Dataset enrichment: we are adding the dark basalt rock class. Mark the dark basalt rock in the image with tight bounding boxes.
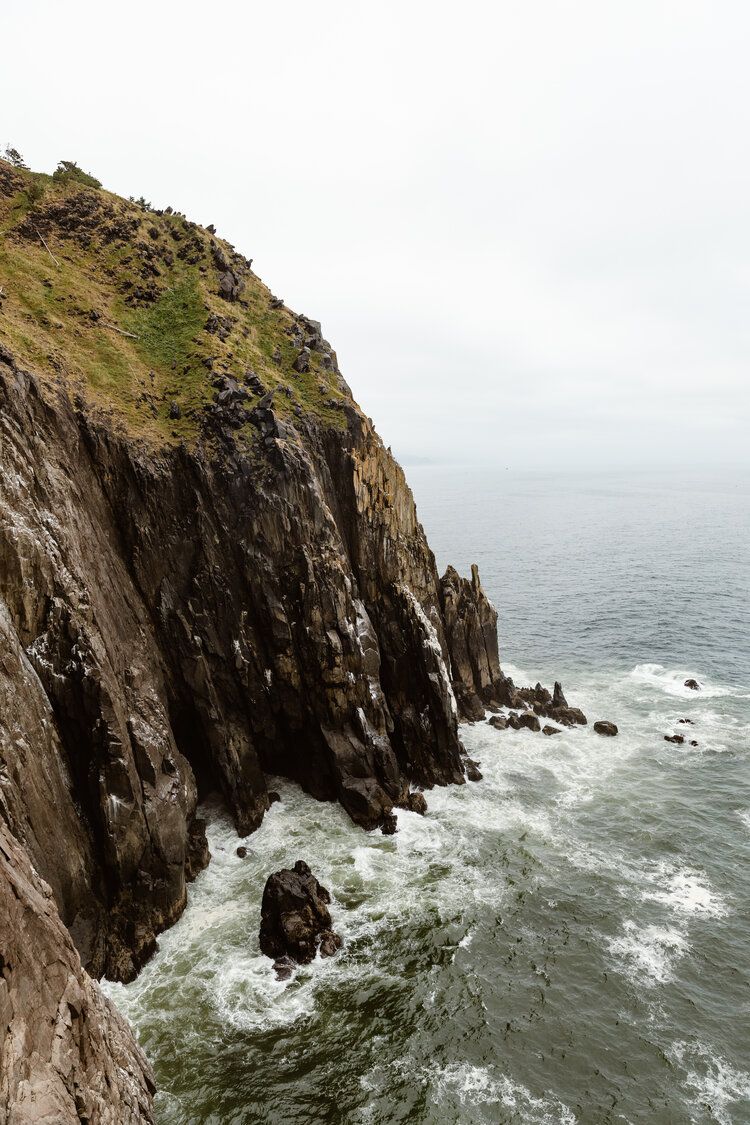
[464,757,483,781]
[593,721,618,736]
[236,846,248,858]
[399,790,428,815]
[268,791,281,804]
[218,269,243,302]
[552,681,568,709]
[677,718,694,725]
[185,817,210,882]
[292,346,311,373]
[684,678,700,690]
[664,733,685,744]
[542,724,561,736]
[380,812,399,835]
[259,860,340,968]
[690,740,698,746]
[508,711,541,732]
[488,714,509,731]
[439,564,502,720]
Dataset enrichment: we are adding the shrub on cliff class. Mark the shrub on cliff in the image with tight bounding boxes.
[3,144,27,169]
[52,159,101,189]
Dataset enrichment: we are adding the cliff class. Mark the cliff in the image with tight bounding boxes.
[0,159,507,1120]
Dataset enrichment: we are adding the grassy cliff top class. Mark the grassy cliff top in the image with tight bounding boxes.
[0,159,350,445]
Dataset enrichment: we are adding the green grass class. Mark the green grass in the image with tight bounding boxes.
[0,158,351,445]
[126,275,204,370]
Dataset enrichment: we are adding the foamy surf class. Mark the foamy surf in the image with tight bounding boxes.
[629,663,734,700]
[105,651,750,1125]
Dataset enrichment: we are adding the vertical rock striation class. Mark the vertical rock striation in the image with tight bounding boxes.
[0,823,155,1123]
[439,563,505,719]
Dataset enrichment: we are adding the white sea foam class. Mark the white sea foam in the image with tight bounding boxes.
[431,1063,576,1123]
[608,920,688,986]
[671,1042,750,1125]
[641,865,728,920]
[629,663,733,700]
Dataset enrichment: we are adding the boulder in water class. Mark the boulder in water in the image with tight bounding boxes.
[593,721,618,736]
[542,724,561,736]
[236,845,248,858]
[259,860,341,971]
[684,678,700,691]
[677,718,694,725]
[518,711,541,732]
[664,733,685,744]
[488,714,508,731]
[464,757,483,781]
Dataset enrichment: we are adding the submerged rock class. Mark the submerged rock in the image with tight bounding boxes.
[677,718,694,725]
[684,678,700,691]
[593,721,618,736]
[542,724,561,736]
[259,860,341,970]
[236,846,248,858]
[664,733,685,744]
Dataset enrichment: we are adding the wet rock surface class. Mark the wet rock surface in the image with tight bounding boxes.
[259,860,341,971]
[593,721,618,736]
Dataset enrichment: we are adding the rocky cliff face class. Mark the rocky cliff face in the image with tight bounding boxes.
[0,160,507,1121]
[0,823,155,1124]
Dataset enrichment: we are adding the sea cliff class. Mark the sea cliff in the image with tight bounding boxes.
[0,159,505,1120]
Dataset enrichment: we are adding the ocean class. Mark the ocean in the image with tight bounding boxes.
[105,467,750,1124]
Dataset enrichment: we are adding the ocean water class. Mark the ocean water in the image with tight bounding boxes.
[106,467,750,1124]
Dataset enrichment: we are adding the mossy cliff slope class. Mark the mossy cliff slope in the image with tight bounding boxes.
[0,159,505,1121]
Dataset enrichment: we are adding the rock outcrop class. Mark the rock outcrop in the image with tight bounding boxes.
[259,860,341,974]
[439,564,503,719]
[0,347,475,983]
[593,721,618,736]
[0,823,155,1123]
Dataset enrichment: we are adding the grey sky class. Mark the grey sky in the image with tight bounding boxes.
[4,0,749,468]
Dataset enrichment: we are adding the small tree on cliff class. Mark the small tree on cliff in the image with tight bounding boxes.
[3,145,27,169]
[52,160,102,189]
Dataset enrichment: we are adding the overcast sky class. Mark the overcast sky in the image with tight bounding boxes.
[4,1,750,468]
